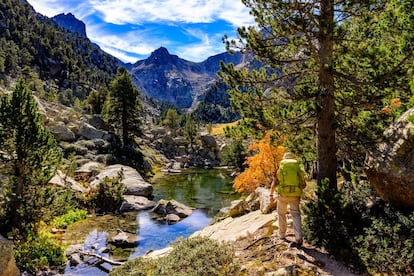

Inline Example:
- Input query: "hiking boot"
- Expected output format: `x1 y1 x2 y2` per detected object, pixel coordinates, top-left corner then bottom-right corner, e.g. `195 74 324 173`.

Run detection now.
292 239 303 248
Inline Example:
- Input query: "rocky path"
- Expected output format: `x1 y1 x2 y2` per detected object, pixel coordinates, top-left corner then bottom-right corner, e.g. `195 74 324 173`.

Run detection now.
191 210 357 276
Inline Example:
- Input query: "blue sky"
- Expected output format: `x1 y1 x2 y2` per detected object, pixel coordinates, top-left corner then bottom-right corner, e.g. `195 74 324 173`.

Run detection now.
26 0 255 63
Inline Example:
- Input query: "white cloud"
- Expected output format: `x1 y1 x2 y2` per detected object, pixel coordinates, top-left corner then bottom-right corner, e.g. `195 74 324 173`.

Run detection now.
26 0 67 16
177 28 227 61
26 0 256 62
87 25 154 54
100 46 138 63
88 0 254 26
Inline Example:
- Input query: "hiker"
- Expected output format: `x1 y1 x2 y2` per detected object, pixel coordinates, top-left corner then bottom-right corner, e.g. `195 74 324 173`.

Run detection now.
269 152 306 246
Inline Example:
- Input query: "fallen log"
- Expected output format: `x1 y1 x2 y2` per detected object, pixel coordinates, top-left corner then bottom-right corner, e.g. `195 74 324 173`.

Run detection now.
77 250 125 266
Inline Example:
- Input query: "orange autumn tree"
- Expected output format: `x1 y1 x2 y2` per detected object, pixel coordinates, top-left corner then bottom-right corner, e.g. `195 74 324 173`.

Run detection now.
233 132 286 193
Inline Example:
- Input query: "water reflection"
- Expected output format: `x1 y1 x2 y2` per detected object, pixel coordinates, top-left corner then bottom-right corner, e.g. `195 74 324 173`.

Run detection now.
64 169 239 275
151 169 239 216
130 209 211 258
64 230 111 276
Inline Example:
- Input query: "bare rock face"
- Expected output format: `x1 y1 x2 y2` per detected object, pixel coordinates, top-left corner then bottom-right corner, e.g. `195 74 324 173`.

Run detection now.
365 107 414 208
0 234 19 276
90 164 153 197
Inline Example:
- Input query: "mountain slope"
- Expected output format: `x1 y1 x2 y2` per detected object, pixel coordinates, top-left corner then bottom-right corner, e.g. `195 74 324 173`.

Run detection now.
128 47 248 109
1 0 247 122
0 0 119 102
52 13 87 38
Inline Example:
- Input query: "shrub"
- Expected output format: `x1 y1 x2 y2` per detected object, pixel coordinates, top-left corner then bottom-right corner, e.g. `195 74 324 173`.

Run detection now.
232 133 285 193
304 178 414 274
13 227 66 272
355 205 414 274
81 170 125 213
51 209 87 229
110 236 240 276
408 114 414 124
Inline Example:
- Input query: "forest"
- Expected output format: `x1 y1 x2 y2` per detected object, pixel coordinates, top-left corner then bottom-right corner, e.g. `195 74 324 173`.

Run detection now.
1 0 414 275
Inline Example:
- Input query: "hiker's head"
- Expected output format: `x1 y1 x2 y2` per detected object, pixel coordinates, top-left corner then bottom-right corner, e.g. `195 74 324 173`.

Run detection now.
283 152 295 159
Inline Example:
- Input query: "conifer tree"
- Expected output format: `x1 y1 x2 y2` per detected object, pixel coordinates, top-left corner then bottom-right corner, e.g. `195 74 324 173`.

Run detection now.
164 108 180 136
220 0 414 201
0 80 62 236
184 113 198 148
103 67 142 146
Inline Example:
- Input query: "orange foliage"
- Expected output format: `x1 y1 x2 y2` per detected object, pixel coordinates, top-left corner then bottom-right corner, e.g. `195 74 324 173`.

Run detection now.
391 98 401 108
382 98 401 115
233 132 286 193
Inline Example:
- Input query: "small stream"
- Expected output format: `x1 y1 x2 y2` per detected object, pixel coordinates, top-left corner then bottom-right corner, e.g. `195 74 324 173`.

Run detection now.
64 168 239 275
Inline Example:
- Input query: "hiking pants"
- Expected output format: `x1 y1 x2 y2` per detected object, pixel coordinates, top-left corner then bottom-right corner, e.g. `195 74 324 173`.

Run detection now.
277 196 302 241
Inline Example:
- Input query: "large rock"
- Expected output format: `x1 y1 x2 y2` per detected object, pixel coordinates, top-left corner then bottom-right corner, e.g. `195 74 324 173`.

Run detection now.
246 187 276 214
49 170 89 193
90 164 153 197
152 199 194 218
0 234 19 276
84 114 109 131
77 122 111 141
191 210 275 242
119 195 156 212
50 124 76 141
74 161 103 181
200 135 217 149
220 187 275 217
225 199 249 217
365 107 414 207
109 230 140 247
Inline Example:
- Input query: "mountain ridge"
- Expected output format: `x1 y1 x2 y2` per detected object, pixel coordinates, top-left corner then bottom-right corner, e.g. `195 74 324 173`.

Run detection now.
3 0 248 120
48 9 249 111
127 46 247 109
52 13 87 38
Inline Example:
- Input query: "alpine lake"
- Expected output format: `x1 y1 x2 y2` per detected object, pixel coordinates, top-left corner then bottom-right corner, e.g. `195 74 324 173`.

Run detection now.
62 168 240 275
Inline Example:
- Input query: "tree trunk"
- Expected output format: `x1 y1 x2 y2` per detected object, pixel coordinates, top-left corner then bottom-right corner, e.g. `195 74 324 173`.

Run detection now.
122 99 128 147
316 0 337 196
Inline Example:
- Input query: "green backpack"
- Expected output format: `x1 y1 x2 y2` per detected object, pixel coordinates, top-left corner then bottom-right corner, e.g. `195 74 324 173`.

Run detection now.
276 158 303 197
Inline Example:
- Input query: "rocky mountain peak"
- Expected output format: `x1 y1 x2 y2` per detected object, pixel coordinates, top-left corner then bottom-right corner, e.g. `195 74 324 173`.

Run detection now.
145 47 178 66
53 12 87 37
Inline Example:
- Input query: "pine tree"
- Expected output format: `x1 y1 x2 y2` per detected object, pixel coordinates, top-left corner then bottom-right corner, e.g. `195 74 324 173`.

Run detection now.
0 80 62 236
164 108 180 136
184 113 198 148
220 0 414 201
103 67 142 146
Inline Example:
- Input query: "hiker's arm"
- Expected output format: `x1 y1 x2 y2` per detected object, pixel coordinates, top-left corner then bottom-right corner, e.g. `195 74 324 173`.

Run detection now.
301 170 307 189
270 171 277 203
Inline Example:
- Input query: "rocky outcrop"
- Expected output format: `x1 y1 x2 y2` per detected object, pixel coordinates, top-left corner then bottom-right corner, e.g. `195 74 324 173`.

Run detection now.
0 234 19 276
50 124 76 141
152 200 194 224
191 210 275 242
219 187 275 217
151 129 222 169
109 230 140 247
246 187 275 214
119 195 156 212
74 161 103 181
49 170 89 193
365 107 414 208
90 164 153 197
76 122 113 141
52 13 87 37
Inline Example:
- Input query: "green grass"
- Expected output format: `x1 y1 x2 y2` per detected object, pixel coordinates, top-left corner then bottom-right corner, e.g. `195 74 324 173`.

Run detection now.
51 209 87 229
